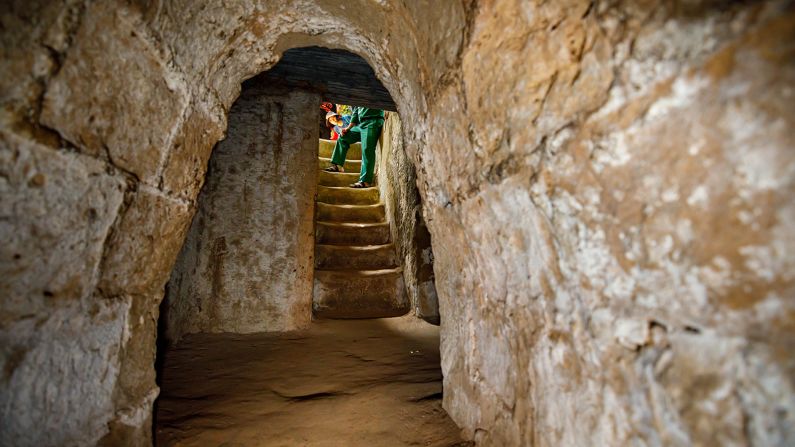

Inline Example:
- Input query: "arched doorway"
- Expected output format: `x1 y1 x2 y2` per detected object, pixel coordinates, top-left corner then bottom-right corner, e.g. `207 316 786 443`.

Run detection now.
154 46 456 445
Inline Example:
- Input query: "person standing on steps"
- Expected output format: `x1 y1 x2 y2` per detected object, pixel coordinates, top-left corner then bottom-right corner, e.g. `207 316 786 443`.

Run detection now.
323 106 384 188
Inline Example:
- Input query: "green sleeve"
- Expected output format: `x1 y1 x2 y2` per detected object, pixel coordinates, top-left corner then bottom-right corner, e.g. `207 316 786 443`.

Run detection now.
350 107 361 124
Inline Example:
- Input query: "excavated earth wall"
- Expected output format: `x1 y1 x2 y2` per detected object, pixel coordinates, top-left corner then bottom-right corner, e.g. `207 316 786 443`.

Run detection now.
1 1 793 445
163 82 319 343
377 113 440 323
429 3 795 445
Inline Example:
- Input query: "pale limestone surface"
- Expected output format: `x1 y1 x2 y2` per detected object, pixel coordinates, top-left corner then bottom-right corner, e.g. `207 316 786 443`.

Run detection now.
164 82 319 343
426 5 795 445
0 1 793 446
0 132 128 445
40 1 189 184
378 113 440 323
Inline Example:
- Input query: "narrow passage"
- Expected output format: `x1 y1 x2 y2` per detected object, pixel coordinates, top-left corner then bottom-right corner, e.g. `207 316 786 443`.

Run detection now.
314 138 408 318
155 317 468 446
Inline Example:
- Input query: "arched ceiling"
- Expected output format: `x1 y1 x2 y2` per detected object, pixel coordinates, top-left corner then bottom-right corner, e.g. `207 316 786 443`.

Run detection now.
248 46 397 111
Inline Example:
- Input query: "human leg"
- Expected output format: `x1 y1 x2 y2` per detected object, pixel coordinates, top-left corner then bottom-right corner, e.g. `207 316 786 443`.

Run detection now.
330 127 361 166
357 122 383 184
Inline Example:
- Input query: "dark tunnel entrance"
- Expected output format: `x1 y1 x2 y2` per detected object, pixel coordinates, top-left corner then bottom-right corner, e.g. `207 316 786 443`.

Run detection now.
154 46 450 445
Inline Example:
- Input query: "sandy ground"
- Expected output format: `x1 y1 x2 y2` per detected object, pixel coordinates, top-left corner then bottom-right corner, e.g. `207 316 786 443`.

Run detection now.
155 317 470 446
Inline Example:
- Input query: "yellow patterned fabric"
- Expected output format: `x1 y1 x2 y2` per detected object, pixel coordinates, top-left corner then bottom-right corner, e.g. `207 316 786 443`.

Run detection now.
336 104 353 116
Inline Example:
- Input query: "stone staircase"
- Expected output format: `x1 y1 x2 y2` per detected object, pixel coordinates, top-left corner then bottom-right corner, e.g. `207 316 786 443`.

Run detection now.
313 139 409 319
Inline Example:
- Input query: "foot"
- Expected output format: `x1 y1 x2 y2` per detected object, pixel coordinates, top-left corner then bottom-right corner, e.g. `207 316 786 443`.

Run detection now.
323 164 344 173
350 181 371 188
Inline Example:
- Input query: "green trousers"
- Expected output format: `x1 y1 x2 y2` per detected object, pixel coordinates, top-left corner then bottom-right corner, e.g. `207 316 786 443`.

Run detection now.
331 119 383 184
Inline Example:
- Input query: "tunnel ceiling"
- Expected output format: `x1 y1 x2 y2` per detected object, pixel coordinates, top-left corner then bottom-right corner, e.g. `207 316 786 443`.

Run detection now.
250 46 397 111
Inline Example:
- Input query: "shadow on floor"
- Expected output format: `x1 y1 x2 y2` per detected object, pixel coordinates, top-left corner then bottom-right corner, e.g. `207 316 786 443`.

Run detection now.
155 317 471 447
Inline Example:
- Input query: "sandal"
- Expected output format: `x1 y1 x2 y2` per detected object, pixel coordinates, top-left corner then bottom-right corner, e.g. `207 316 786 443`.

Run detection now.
350 181 371 188
323 164 344 173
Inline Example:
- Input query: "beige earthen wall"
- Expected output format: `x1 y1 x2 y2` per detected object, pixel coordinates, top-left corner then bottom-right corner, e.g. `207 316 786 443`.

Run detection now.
425 4 795 445
1 1 794 445
377 112 440 323
163 82 319 344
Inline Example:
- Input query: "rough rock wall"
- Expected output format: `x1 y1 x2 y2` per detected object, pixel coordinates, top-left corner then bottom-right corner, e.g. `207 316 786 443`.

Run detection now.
2 0 794 446
1 2 195 444
377 112 439 323
420 2 795 446
1 0 456 442
163 83 319 343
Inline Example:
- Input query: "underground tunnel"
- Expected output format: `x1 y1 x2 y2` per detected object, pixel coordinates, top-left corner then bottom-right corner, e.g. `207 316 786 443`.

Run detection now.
1 1 795 446
154 47 456 444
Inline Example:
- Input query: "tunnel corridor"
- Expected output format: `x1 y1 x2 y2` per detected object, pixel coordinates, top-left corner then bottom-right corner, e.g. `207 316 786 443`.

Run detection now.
2 2 794 446
152 47 452 444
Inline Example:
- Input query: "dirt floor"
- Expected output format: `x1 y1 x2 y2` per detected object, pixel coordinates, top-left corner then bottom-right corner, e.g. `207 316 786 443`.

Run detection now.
155 317 470 446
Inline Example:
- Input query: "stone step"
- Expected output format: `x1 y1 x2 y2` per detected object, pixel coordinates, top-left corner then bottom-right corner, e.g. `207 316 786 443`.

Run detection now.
315 243 398 270
313 268 410 319
318 171 371 187
315 221 391 245
317 185 379 205
316 202 385 223
319 139 361 159
318 157 361 172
